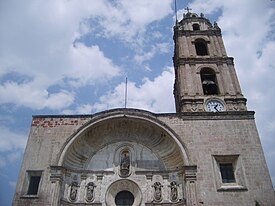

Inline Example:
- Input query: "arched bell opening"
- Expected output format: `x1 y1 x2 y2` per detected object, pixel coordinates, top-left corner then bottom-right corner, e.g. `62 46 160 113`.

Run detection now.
192 23 200 31
195 39 208 56
200 68 219 95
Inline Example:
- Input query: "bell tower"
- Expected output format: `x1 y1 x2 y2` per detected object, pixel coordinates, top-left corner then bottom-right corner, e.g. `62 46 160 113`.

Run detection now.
173 11 247 113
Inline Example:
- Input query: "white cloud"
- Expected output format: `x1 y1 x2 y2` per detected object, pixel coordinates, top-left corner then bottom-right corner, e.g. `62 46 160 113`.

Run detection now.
134 43 170 64
98 0 173 42
0 127 27 152
121 0 172 26
0 0 174 111
77 104 94 114
0 82 74 110
92 67 175 113
67 43 121 87
0 126 27 169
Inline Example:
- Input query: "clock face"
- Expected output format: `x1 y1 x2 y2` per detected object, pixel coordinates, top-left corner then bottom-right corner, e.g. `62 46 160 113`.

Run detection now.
206 100 225 112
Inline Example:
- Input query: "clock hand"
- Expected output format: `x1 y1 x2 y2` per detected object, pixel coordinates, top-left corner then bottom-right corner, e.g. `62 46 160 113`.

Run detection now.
214 105 219 112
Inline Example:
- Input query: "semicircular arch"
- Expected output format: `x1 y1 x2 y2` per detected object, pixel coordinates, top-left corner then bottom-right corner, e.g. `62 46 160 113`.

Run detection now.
57 110 190 171
196 65 219 74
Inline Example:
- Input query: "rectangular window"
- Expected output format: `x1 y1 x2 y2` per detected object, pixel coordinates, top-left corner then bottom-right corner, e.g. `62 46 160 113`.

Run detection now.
27 175 41 195
22 170 43 197
220 163 235 183
212 155 247 191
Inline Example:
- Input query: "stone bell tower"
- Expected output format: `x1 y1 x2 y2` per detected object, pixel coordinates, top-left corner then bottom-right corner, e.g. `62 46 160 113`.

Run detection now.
173 10 247 113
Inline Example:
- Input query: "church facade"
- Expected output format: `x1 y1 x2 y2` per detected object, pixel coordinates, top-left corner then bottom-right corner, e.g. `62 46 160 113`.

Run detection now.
13 12 275 206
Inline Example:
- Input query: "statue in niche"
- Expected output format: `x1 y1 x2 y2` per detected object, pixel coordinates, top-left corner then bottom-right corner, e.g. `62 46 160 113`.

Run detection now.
120 150 130 176
170 181 178 202
69 181 78 201
153 182 163 202
86 182 96 202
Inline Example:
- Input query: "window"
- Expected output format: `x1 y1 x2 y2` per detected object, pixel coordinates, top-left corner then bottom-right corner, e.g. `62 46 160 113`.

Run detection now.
212 155 247 191
27 175 41 195
220 163 235 183
23 171 42 197
193 23 200 31
115 191 134 206
200 68 219 95
195 40 208 55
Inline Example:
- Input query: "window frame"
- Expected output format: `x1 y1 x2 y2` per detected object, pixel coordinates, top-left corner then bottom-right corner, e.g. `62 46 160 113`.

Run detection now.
212 155 247 191
21 170 43 198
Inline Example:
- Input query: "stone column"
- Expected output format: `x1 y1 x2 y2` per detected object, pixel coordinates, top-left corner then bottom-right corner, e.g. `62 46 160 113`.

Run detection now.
185 166 198 206
50 166 64 206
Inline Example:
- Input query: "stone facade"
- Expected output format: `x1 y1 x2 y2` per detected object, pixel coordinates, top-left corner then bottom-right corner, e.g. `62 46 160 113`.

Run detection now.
13 109 275 205
13 11 275 206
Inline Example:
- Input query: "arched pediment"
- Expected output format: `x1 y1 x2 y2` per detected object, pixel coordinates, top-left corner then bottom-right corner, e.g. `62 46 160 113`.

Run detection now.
58 109 189 171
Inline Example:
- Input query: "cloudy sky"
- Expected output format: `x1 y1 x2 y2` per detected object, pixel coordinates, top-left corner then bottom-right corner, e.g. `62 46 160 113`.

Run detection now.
0 0 274 205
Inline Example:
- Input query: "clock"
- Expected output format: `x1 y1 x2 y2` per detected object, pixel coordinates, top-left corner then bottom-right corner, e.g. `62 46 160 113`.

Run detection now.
206 99 225 112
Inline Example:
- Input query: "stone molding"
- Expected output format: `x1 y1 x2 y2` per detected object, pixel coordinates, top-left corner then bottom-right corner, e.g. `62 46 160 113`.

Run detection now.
174 57 234 66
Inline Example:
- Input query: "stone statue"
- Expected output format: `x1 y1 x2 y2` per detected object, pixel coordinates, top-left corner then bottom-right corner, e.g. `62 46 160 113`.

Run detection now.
170 181 178 202
86 182 96 202
69 181 78 201
120 151 130 176
153 182 163 202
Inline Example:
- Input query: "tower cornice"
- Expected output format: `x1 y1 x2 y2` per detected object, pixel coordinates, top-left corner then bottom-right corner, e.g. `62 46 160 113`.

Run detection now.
173 57 234 67
173 29 222 39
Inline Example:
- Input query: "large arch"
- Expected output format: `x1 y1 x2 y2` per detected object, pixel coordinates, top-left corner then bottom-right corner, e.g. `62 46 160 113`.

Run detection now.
57 109 190 171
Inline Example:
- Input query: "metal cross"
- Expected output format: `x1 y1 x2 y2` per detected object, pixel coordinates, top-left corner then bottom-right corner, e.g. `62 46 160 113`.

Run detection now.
185 7 192 13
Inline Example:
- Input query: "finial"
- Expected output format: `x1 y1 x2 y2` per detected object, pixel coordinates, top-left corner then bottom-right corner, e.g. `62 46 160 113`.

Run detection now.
213 21 221 31
185 7 192 13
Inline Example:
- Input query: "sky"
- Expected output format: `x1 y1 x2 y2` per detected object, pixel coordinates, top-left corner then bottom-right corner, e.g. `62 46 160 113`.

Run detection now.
0 0 275 205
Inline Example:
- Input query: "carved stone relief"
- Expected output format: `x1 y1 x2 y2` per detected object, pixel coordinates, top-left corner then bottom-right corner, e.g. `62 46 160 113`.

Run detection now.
69 181 78 202
170 181 179 202
153 182 163 202
85 182 96 202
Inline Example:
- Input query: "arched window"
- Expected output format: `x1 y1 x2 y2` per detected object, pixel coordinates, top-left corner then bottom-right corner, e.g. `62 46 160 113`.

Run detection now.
200 68 219 95
115 191 134 206
193 23 200 31
195 40 208 56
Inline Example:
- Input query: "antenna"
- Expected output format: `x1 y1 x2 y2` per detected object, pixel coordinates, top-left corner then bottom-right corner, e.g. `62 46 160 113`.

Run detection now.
124 77 128 108
174 0 178 22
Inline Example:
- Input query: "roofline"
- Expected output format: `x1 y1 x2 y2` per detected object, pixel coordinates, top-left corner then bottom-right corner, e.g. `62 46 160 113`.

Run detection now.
32 108 255 120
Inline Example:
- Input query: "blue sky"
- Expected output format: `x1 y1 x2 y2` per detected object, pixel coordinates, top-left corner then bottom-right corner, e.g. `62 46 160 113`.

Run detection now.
0 0 275 205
